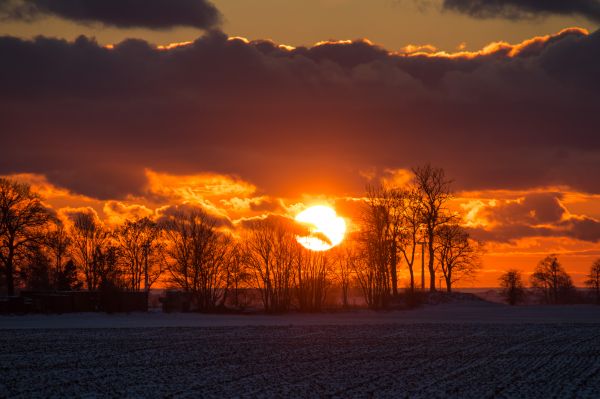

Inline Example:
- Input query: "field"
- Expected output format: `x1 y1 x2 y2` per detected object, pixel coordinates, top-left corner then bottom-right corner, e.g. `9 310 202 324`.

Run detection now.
2 304 600 398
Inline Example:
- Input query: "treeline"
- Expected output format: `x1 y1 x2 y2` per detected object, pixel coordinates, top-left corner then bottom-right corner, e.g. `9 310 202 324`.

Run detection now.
499 256 600 305
0 165 483 312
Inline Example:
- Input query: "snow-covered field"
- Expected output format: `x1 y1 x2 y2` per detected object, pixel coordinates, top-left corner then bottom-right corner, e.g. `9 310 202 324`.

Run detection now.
2 303 600 398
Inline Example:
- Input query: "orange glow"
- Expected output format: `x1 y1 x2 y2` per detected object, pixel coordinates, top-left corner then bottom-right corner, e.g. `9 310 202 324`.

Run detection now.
402 27 589 59
157 41 192 50
295 205 346 251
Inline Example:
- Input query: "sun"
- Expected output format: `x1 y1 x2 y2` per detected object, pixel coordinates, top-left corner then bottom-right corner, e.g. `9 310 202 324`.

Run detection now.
295 205 346 251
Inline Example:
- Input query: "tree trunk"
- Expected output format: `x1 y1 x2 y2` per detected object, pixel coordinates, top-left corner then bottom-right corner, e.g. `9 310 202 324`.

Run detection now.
428 234 436 292
6 260 14 296
446 274 452 293
390 249 398 296
6 247 15 296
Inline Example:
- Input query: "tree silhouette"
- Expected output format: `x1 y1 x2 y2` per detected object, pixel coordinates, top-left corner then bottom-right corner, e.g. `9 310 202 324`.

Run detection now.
435 224 481 292
114 217 164 292
0 178 50 295
397 188 423 293
530 255 574 304
55 259 82 290
499 269 526 305
69 212 110 291
296 250 331 312
413 164 454 292
45 222 72 289
162 209 232 311
586 260 600 304
19 247 52 291
244 218 297 313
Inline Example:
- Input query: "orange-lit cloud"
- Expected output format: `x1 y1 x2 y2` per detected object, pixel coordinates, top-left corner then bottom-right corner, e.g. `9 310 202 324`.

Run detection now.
103 201 154 226
403 27 589 58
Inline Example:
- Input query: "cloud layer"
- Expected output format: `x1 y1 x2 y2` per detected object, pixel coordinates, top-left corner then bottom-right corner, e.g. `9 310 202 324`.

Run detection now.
0 0 220 29
465 192 600 243
1 28 599 204
440 0 600 23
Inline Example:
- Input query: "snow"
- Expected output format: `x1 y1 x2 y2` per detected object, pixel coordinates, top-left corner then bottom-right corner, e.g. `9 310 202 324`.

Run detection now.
1 303 600 397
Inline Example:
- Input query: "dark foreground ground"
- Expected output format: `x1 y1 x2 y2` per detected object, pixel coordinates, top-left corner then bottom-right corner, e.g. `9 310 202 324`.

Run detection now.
1 321 600 398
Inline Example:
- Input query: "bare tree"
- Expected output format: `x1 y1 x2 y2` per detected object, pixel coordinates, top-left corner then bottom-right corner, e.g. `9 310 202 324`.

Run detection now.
19 246 52 291
435 224 481 292
397 188 423 293
332 245 357 308
413 164 453 291
244 218 297 313
69 212 110 291
530 255 575 304
45 222 72 289
225 243 252 309
296 250 331 312
0 178 51 295
359 185 395 304
585 259 600 304
352 246 387 309
162 209 231 311
114 217 164 292
499 269 526 305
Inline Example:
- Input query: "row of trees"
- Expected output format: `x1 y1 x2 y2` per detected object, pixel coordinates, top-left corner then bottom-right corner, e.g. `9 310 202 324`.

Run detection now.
355 165 482 308
1 165 482 312
0 178 167 295
499 255 600 305
0 177 338 311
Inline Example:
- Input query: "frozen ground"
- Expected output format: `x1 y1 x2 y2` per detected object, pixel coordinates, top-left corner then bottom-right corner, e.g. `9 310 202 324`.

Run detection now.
1 303 600 398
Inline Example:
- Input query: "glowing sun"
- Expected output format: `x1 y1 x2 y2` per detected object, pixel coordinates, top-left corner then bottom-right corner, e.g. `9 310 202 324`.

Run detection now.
295 205 346 251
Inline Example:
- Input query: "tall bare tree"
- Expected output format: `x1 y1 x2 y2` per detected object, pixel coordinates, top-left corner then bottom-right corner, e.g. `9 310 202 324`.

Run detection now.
69 212 110 291
225 243 252 309
332 245 357 308
162 209 231 311
244 218 297 313
45 222 72 289
114 217 164 292
352 246 388 309
435 224 481 292
585 259 600 304
397 188 423 293
360 185 394 303
0 178 50 295
296 250 331 312
413 164 453 291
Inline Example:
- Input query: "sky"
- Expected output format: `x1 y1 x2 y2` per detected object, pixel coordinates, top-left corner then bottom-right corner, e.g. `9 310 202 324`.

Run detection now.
1 0 600 286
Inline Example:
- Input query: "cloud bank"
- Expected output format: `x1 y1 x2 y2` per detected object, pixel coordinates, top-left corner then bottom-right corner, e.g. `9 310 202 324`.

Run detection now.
0 0 220 29
440 0 600 23
1 28 599 205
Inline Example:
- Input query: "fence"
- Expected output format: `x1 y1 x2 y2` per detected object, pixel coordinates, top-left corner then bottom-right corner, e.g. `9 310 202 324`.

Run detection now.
0 291 148 314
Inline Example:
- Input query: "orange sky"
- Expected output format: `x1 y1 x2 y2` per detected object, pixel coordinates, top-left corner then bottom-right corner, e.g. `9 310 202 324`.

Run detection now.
5 167 600 287
2 1 600 287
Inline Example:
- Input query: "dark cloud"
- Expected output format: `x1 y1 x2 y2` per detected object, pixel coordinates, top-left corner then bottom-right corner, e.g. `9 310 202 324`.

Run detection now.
481 193 567 225
439 0 600 23
468 193 600 242
0 0 220 30
1 28 599 200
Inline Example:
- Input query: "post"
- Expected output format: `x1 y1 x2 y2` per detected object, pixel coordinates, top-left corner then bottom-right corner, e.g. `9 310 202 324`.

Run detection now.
421 243 424 290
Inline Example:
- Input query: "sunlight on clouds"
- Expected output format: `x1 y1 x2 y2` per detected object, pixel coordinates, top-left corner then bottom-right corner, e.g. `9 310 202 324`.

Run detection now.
103 201 153 226
145 169 257 202
381 168 413 187
403 27 589 59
